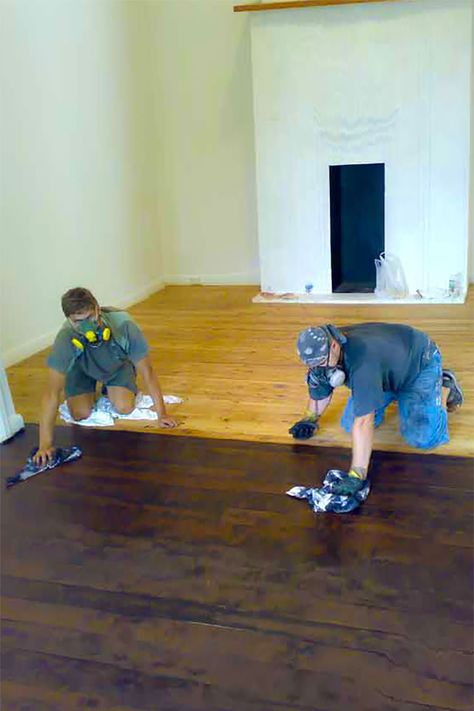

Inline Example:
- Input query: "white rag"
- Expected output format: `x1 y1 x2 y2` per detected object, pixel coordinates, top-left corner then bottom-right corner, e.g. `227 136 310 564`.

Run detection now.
59 392 183 427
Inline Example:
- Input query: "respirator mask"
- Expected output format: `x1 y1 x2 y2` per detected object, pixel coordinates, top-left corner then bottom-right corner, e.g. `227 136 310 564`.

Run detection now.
70 315 111 351
297 324 347 400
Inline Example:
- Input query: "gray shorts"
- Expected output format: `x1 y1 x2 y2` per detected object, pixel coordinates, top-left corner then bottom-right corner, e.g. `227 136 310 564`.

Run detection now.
65 361 137 398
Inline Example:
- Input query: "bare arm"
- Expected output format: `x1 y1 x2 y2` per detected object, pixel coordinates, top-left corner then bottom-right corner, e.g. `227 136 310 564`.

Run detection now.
34 369 65 465
136 355 178 428
305 394 332 420
350 412 374 478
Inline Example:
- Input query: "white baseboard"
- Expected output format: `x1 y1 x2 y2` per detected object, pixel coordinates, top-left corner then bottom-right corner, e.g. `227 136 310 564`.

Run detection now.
2 328 60 369
163 271 259 286
2 279 165 368
111 279 165 309
0 363 24 442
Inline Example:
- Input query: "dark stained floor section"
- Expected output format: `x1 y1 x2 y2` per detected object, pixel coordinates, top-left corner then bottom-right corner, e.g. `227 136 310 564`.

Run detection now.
1 425 473 711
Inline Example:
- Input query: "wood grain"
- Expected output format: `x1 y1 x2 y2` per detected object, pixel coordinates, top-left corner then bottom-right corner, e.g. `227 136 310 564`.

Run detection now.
1 424 473 710
6 285 474 456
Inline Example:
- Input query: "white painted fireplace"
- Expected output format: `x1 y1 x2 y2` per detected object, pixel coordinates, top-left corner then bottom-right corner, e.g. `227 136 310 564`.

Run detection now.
249 0 472 302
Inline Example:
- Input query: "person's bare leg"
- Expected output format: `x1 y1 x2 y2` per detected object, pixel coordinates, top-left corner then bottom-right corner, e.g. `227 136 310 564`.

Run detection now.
67 393 95 421
107 386 135 415
442 386 450 410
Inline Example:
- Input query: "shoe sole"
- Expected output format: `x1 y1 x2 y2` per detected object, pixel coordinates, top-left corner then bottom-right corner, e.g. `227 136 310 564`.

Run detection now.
443 370 464 409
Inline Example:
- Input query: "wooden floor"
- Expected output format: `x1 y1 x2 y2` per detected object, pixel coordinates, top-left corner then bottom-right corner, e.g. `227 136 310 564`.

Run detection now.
1 424 473 710
6 285 474 456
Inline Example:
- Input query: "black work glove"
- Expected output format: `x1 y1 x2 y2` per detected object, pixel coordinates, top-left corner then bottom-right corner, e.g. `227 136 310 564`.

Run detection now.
327 471 367 497
289 418 319 440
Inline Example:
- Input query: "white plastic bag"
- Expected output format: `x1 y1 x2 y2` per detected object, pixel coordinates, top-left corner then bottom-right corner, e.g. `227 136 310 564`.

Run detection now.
374 252 408 299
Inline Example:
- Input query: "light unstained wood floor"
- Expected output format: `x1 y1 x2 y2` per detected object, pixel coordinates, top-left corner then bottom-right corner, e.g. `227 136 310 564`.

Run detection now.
6 285 474 457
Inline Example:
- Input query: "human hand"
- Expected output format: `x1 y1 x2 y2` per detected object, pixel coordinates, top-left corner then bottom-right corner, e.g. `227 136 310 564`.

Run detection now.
288 419 319 440
327 470 366 497
32 446 55 467
157 415 179 428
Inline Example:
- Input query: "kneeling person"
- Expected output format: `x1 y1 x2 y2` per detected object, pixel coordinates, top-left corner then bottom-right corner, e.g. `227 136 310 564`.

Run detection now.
34 287 177 465
290 322 463 493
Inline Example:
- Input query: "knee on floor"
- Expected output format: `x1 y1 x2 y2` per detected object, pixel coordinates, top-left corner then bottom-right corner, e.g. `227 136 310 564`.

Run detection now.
401 420 448 450
112 400 135 415
69 405 93 421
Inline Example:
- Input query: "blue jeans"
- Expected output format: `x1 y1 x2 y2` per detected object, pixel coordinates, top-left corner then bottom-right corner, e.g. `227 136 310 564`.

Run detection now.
340 350 449 450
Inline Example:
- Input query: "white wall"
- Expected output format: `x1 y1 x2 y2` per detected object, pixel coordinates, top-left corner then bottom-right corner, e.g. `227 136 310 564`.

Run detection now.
0 0 261 366
251 0 472 295
2 0 471 368
0 0 164 366
154 0 259 285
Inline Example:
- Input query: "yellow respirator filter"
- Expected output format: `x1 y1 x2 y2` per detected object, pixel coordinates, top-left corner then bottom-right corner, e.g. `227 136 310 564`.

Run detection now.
71 321 111 350
71 337 84 351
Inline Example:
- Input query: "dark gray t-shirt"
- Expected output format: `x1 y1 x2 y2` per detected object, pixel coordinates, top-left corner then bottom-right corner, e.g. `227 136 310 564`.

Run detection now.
341 323 430 417
47 310 149 382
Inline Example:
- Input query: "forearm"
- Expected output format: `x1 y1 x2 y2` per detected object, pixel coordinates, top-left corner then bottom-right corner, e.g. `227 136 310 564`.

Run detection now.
350 414 374 477
142 369 167 418
306 394 332 419
39 392 60 447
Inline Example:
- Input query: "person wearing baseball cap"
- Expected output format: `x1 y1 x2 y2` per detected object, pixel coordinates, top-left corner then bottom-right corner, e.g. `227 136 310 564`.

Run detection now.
290 322 463 496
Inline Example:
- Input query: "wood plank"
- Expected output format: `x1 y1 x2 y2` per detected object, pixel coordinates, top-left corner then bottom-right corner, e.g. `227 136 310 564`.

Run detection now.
6 285 474 457
1 425 473 710
2 620 471 711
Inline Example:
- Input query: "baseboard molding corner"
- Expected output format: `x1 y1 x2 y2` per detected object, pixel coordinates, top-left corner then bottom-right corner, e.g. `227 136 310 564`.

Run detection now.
112 280 166 309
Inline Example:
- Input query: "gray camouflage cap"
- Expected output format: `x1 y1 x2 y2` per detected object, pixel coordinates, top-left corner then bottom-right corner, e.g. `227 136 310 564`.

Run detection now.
296 327 330 366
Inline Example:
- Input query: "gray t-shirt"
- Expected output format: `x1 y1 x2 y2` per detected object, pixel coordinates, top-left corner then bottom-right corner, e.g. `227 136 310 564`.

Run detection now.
47 310 149 381
341 323 430 417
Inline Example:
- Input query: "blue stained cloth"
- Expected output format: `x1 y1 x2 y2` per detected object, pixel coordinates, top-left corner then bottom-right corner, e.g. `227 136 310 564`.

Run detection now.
340 349 448 450
6 446 82 489
287 470 371 514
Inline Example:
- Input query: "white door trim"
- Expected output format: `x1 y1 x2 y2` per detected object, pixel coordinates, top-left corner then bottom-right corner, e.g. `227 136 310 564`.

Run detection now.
0 361 24 443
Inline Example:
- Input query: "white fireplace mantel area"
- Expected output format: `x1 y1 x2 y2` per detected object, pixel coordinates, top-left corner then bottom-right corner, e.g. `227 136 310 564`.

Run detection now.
249 0 472 304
